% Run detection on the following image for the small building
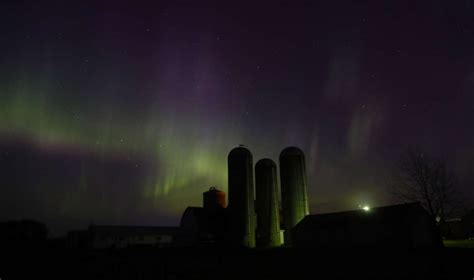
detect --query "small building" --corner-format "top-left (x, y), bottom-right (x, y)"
top-left (461, 209), bottom-right (474, 239)
top-left (441, 218), bottom-right (465, 239)
top-left (290, 202), bottom-right (442, 249)
top-left (440, 209), bottom-right (474, 239)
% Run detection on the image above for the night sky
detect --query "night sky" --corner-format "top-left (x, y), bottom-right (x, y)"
top-left (1, 1), bottom-right (473, 235)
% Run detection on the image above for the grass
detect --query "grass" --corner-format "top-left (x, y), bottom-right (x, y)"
top-left (443, 239), bottom-right (474, 248)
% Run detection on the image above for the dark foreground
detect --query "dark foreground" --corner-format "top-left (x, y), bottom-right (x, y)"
top-left (2, 246), bottom-right (474, 279)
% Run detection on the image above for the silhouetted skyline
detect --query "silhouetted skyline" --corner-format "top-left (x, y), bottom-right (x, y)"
top-left (1, 1), bottom-right (473, 235)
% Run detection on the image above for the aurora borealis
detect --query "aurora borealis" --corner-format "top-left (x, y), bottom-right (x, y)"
top-left (1, 1), bottom-right (473, 235)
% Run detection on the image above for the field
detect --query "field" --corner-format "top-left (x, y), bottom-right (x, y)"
top-left (444, 239), bottom-right (474, 248)
top-left (3, 246), bottom-right (474, 279)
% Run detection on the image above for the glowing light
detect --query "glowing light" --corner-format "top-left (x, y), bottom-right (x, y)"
top-left (358, 204), bottom-right (370, 211)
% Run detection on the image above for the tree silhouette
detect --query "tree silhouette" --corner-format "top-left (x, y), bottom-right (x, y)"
top-left (390, 150), bottom-right (461, 223)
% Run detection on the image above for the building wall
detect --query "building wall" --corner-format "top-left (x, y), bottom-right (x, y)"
top-left (92, 234), bottom-right (174, 249)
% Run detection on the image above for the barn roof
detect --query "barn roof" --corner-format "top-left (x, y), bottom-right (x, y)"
top-left (293, 202), bottom-right (429, 230)
top-left (88, 225), bottom-right (179, 237)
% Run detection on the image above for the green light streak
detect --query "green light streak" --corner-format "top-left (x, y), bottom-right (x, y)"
top-left (1, 85), bottom-right (229, 205)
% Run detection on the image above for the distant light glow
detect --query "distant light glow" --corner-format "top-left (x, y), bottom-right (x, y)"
top-left (358, 204), bottom-right (370, 211)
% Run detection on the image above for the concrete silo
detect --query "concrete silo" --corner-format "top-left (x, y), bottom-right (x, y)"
top-left (227, 146), bottom-right (256, 248)
top-left (255, 158), bottom-right (281, 248)
top-left (279, 147), bottom-right (309, 243)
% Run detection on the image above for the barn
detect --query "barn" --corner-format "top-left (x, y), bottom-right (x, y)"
top-left (290, 202), bottom-right (442, 249)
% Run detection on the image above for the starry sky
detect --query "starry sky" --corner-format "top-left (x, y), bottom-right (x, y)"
top-left (1, 1), bottom-right (473, 235)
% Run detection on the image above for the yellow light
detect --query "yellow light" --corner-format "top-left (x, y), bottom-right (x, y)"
top-left (362, 205), bottom-right (370, 211)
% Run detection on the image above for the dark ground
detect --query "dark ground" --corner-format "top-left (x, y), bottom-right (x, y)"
top-left (2, 246), bottom-right (474, 280)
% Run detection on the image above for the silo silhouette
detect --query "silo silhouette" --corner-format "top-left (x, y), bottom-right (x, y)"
top-left (228, 146), bottom-right (256, 248)
top-left (255, 158), bottom-right (281, 248)
top-left (203, 187), bottom-right (226, 210)
top-left (279, 147), bottom-right (309, 243)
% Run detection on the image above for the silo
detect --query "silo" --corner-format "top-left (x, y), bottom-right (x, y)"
top-left (228, 146), bottom-right (256, 248)
top-left (279, 147), bottom-right (309, 243)
top-left (203, 187), bottom-right (226, 210)
top-left (255, 158), bottom-right (281, 248)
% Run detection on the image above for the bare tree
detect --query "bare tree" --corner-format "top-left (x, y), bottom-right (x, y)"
top-left (390, 150), bottom-right (461, 223)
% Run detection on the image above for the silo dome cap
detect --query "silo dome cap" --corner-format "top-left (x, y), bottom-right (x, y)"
top-left (280, 146), bottom-right (304, 156)
top-left (256, 158), bottom-right (276, 167)
top-left (228, 146), bottom-right (252, 157)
